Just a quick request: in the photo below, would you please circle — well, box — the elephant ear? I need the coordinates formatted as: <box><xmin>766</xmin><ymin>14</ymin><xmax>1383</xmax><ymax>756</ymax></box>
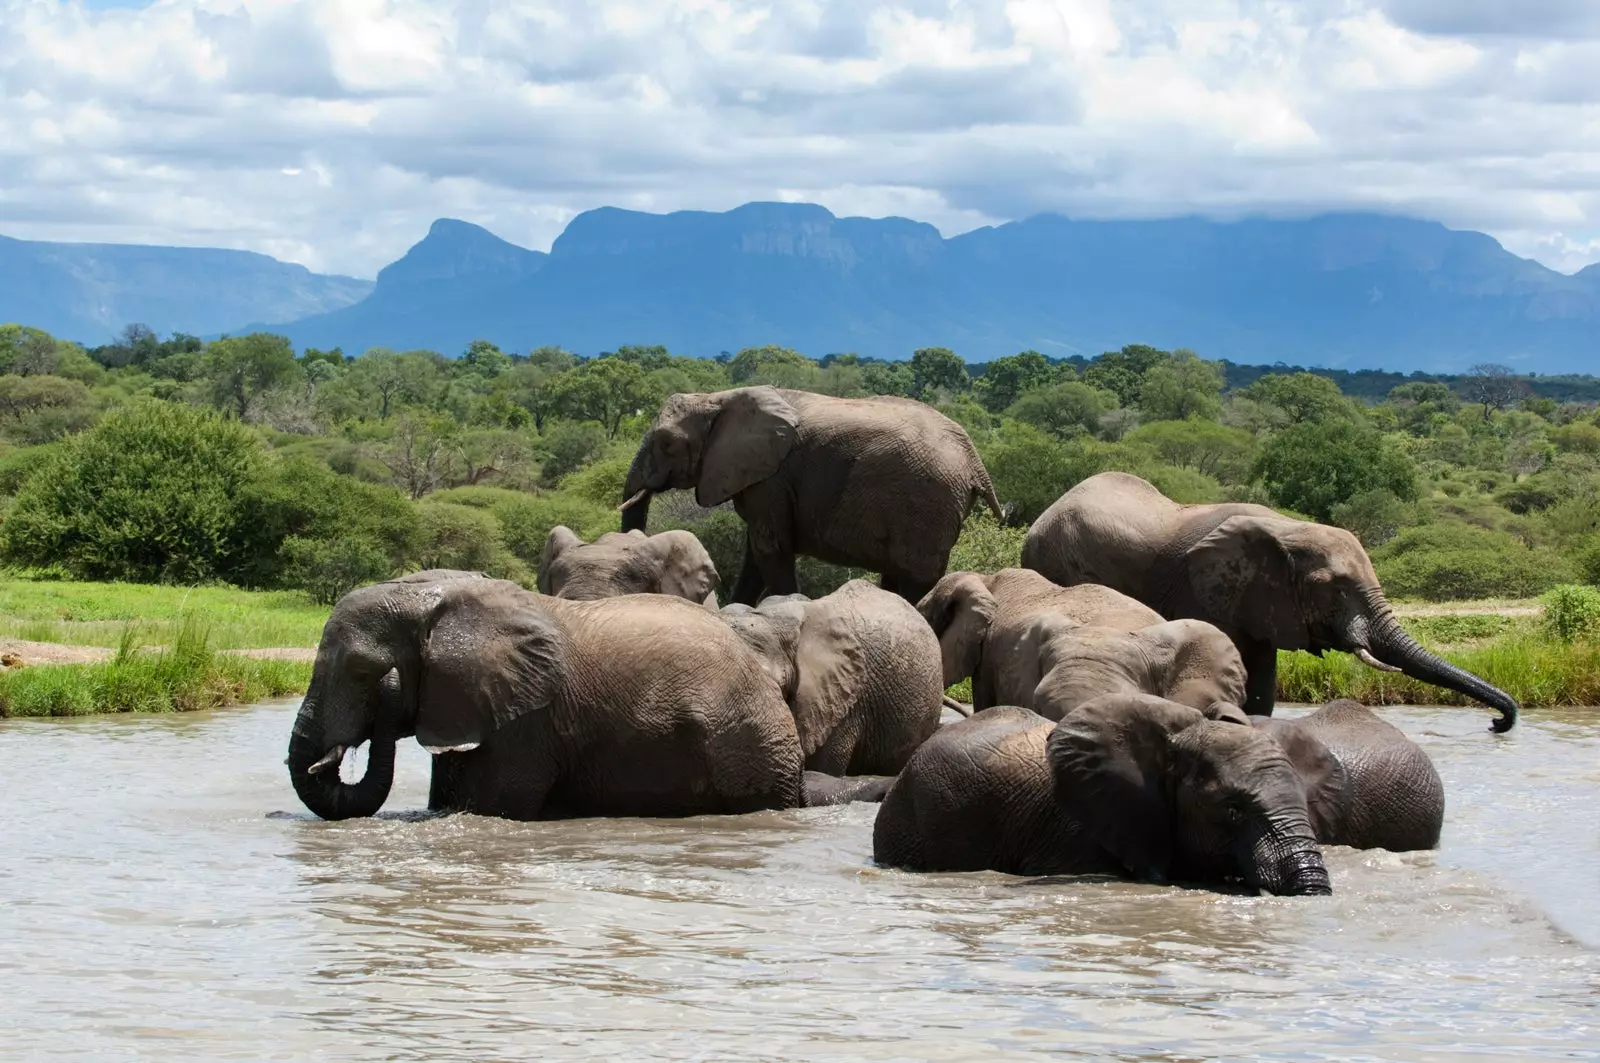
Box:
<box><xmin>536</xmin><ymin>525</ymin><xmax>583</xmax><ymax>594</ymax></box>
<box><xmin>1047</xmin><ymin>693</ymin><xmax>1205</xmax><ymax>882</ymax></box>
<box><xmin>789</xmin><ymin>603</ymin><xmax>868</xmax><ymax>759</ymax></box>
<box><xmin>1185</xmin><ymin>515</ymin><xmax>1309</xmax><ymax>650</ymax></box>
<box><xmin>1252</xmin><ymin>717</ymin><xmax>1350</xmax><ymax>842</ymax></box>
<box><xmin>697</xmin><ymin>387</ymin><xmax>800</xmax><ymax>508</ymax></box>
<box><xmin>414</xmin><ymin>586</ymin><xmax>566</xmax><ymax>752</ymax></box>
<box><xmin>917</xmin><ymin>572</ymin><xmax>996</xmax><ymax>687</ymax></box>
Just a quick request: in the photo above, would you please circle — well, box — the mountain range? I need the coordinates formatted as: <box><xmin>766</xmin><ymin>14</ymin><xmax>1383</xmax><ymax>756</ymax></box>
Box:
<box><xmin>8</xmin><ymin>204</ymin><xmax>1600</xmax><ymax>373</ymax></box>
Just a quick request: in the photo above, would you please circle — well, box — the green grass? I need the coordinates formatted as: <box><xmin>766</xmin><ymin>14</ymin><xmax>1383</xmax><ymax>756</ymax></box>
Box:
<box><xmin>0</xmin><ymin>618</ymin><xmax>312</xmax><ymax>718</ymax></box>
<box><xmin>0</xmin><ymin>575</ymin><xmax>329</xmax><ymax>650</ymax></box>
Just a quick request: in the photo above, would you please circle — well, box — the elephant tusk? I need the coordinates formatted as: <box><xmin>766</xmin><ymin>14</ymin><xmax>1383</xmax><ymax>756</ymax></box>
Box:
<box><xmin>618</xmin><ymin>489</ymin><xmax>649</xmax><ymax>512</ymax></box>
<box><xmin>1355</xmin><ymin>648</ymin><xmax>1404</xmax><ymax>673</ymax></box>
<box><xmin>423</xmin><ymin>742</ymin><xmax>481</xmax><ymax>755</ymax></box>
<box><xmin>306</xmin><ymin>746</ymin><xmax>347</xmax><ymax>775</ymax></box>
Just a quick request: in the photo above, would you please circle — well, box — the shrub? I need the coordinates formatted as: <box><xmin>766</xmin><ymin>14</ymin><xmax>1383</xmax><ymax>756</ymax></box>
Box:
<box><xmin>562</xmin><ymin>455</ymin><xmax>632</xmax><ymax>506</ymax></box>
<box><xmin>982</xmin><ymin>424</ymin><xmax>1105</xmax><ymax>525</ymax></box>
<box><xmin>0</xmin><ymin>402</ymin><xmax>265</xmax><ymax>582</ymax></box>
<box><xmin>948</xmin><ymin>511</ymin><xmax>1027</xmax><ymax>573</ymax></box>
<box><xmin>278</xmin><ymin>535</ymin><xmax>394</xmax><ymax>605</ymax></box>
<box><xmin>1253</xmin><ymin>419</ymin><xmax>1418</xmax><ymax>522</ymax></box>
<box><xmin>1373</xmin><ymin>522</ymin><xmax>1576</xmax><ymax>601</ymax></box>
<box><xmin>1331</xmin><ymin>489</ymin><xmax>1416</xmax><ymax>548</ymax></box>
<box><xmin>486</xmin><ymin>493</ymin><xmax>616</xmax><ymax>568</ymax></box>
<box><xmin>537</xmin><ymin>421</ymin><xmax>608</xmax><ymax>485</ymax></box>
<box><xmin>411</xmin><ymin>500</ymin><xmax>528</xmax><ymax>581</ymax></box>
<box><xmin>1121</xmin><ymin>419</ymin><xmax>1257</xmax><ymax>483</ymax></box>
<box><xmin>1541</xmin><ymin>584</ymin><xmax>1600</xmax><ymax>644</ymax></box>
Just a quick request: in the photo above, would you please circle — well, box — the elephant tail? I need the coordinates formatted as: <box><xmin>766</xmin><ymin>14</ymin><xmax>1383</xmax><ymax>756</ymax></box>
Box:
<box><xmin>972</xmin><ymin>473</ymin><xmax>1004</xmax><ymax>525</ymax></box>
<box><xmin>942</xmin><ymin>695</ymin><xmax>973</xmax><ymax>718</ymax></box>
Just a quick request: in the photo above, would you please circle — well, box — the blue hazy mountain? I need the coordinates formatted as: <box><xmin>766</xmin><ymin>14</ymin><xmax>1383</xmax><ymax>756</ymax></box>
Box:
<box><xmin>10</xmin><ymin>203</ymin><xmax>1598</xmax><ymax>371</ymax></box>
<box><xmin>0</xmin><ymin>234</ymin><xmax>372</xmax><ymax>343</ymax></box>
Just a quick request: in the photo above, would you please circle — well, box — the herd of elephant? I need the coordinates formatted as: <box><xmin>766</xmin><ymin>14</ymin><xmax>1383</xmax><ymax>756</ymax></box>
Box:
<box><xmin>288</xmin><ymin>387</ymin><xmax>1519</xmax><ymax>898</ymax></box>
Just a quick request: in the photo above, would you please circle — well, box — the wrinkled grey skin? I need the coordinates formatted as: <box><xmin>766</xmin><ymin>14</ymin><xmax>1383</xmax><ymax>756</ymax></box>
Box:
<box><xmin>286</xmin><ymin>575</ymin><xmax>882</xmax><ymax>821</ymax></box>
<box><xmin>538</xmin><ymin>526</ymin><xmax>719</xmax><ymax>608</ymax></box>
<box><xmin>621</xmin><ymin>387</ymin><xmax>1001</xmax><ymax>605</ymax></box>
<box><xmin>874</xmin><ymin>696</ymin><xmax>1443</xmax><ymax>891</ymax></box>
<box><xmin>872</xmin><ymin>695</ymin><xmax>1335</xmax><ymax>896</ymax></box>
<box><xmin>918</xmin><ymin>569</ymin><xmax>1247</xmax><ymax>721</ymax></box>
<box><xmin>1022</xmin><ymin>472</ymin><xmax>1517</xmax><ymax>732</ymax></box>
<box><xmin>719</xmin><ymin>580</ymin><xmax>945</xmax><ymax>776</ymax></box>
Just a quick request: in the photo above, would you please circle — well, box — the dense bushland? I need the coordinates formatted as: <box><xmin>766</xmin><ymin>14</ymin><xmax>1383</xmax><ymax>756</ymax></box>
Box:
<box><xmin>0</xmin><ymin>324</ymin><xmax>1597</xmax><ymax>606</ymax></box>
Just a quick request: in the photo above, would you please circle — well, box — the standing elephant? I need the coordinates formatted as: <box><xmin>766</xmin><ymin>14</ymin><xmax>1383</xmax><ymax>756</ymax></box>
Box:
<box><xmin>719</xmin><ymin>580</ymin><xmax>944</xmax><ymax>776</ymax></box>
<box><xmin>918</xmin><ymin>568</ymin><xmax>1247</xmax><ymax>720</ymax></box>
<box><xmin>1022</xmin><ymin>472</ymin><xmax>1518</xmax><ymax>732</ymax></box>
<box><xmin>620</xmin><ymin>387</ymin><xmax>1001</xmax><ymax>605</ymax></box>
<box><xmin>287</xmin><ymin>575</ymin><xmax>882</xmax><ymax>822</ymax></box>
<box><xmin>538</xmin><ymin>526</ymin><xmax>719</xmax><ymax>606</ymax></box>
<box><xmin>873</xmin><ymin>695</ymin><xmax>1442</xmax><ymax>890</ymax></box>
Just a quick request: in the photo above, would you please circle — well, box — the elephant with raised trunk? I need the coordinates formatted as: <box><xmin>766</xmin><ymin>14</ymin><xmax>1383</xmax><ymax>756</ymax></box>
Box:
<box><xmin>873</xmin><ymin>696</ymin><xmax>1442</xmax><ymax>893</ymax></box>
<box><xmin>286</xmin><ymin>575</ymin><xmax>881</xmax><ymax>822</ymax></box>
<box><xmin>918</xmin><ymin>568</ymin><xmax>1247</xmax><ymax>720</ymax></box>
<box><xmin>1022</xmin><ymin>472</ymin><xmax>1518</xmax><ymax>732</ymax></box>
<box><xmin>538</xmin><ymin>526</ymin><xmax>719</xmax><ymax>606</ymax></box>
<box><xmin>719</xmin><ymin>580</ymin><xmax>945</xmax><ymax>776</ymax></box>
<box><xmin>620</xmin><ymin>387</ymin><xmax>1002</xmax><ymax>605</ymax></box>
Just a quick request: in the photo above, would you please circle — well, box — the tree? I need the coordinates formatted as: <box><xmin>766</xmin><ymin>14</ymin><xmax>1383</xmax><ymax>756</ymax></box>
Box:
<box><xmin>380</xmin><ymin>415</ymin><xmax>456</xmax><ymax>499</ymax></box>
<box><xmin>727</xmin><ymin>345</ymin><xmax>812</xmax><ymax>385</ymax></box>
<box><xmin>1252</xmin><ymin>420</ymin><xmax>1419</xmax><ymax>522</ymax></box>
<box><xmin>610</xmin><ymin>344</ymin><xmax>672</xmax><ymax>370</ymax></box>
<box><xmin>1122</xmin><ymin>418</ymin><xmax>1258</xmax><ymax>483</ymax></box>
<box><xmin>536</xmin><ymin>420</ymin><xmax>610</xmax><ymax>486</ymax></box>
<box><xmin>910</xmin><ymin>347</ymin><xmax>969</xmax><ymax>399</ymax></box>
<box><xmin>1006</xmin><ymin>382</ymin><xmax>1116</xmax><ymax>439</ymax></box>
<box><xmin>1242</xmin><ymin>372</ymin><xmax>1357</xmax><ymax>424</ymax></box>
<box><xmin>1083</xmin><ymin>344</ymin><xmax>1170</xmax><ymax>406</ymax></box>
<box><xmin>460</xmin><ymin>339</ymin><xmax>512</xmax><ymax>376</ymax></box>
<box><xmin>0</xmin><ymin>324</ymin><xmax>62</xmax><ymax>376</ymax></box>
<box><xmin>860</xmin><ymin>360</ymin><xmax>914</xmax><ymax>397</ymax></box>
<box><xmin>1463</xmin><ymin>364</ymin><xmax>1528</xmax><ymax>415</ymax></box>
<box><xmin>346</xmin><ymin>348</ymin><xmax>442</xmax><ymax>419</ymax></box>
<box><xmin>202</xmin><ymin>333</ymin><xmax>298</xmax><ymax>419</ymax></box>
<box><xmin>1136</xmin><ymin>350</ymin><xmax>1224</xmax><ymax>422</ymax></box>
<box><xmin>548</xmin><ymin>357</ymin><xmax>663</xmax><ymax>438</ymax></box>
<box><xmin>982</xmin><ymin>424</ymin><xmax>1107</xmax><ymax>525</ymax></box>
<box><xmin>973</xmin><ymin>350</ymin><xmax>1057</xmax><ymax>413</ymax></box>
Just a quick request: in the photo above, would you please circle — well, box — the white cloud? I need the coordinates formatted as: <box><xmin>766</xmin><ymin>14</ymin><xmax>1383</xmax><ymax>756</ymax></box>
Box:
<box><xmin>2</xmin><ymin>0</ymin><xmax>1597</xmax><ymax>276</ymax></box>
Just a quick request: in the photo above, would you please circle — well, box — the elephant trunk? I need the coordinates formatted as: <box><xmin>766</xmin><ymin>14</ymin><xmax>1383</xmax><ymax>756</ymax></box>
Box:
<box><xmin>287</xmin><ymin>699</ymin><xmax>396</xmax><ymax>821</ymax></box>
<box><xmin>1247</xmin><ymin>817</ymin><xmax>1332</xmax><ymax>896</ymax></box>
<box><xmin>1355</xmin><ymin>594</ymin><xmax>1518</xmax><ymax>734</ymax></box>
<box><xmin>620</xmin><ymin>445</ymin><xmax>654</xmax><ymax>533</ymax></box>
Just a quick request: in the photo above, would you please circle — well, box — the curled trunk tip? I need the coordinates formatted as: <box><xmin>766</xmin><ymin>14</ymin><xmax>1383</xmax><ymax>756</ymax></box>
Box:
<box><xmin>1366</xmin><ymin>610</ymin><xmax>1518</xmax><ymax>733</ymax></box>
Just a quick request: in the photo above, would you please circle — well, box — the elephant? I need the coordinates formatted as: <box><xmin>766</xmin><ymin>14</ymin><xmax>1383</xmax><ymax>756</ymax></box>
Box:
<box><xmin>873</xmin><ymin>695</ymin><xmax>1442</xmax><ymax>893</ymax></box>
<box><xmin>286</xmin><ymin>574</ymin><xmax>885</xmax><ymax>822</ymax></box>
<box><xmin>918</xmin><ymin>568</ymin><xmax>1247</xmax><ymax>720</ymax></box>
<box><xmin>538</xmin><ymin>526</ymin><xmax>719</xmax><ymax>606</ymax></box>
<box><xmin>1022</xmin><ymin>472</ymin><xmax>1518</xmax><ymax>732</ymax></box>
<box><xmin>620</xmin><ymin>386</ymin><xmax>1002</xmax><ymax>605</ymax></box>
<box><xmin>718</xmin><ymin>580</ymin><xmax>945</xmax><ymax>776</ymax></box>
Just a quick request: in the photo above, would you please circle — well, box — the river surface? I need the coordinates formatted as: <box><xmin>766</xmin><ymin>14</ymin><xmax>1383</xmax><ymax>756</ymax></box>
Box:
<box><xmin>0</xmin><ymin>702</ymin><xmax>1595</xmax><ymax>1061</ymax></box>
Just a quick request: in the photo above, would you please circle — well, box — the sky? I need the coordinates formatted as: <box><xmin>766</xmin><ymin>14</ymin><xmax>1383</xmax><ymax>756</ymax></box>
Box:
<box><xmin>3</xmin><ymin>0</ymin><xmax>1599</xmax><ymax>278</ymax></box>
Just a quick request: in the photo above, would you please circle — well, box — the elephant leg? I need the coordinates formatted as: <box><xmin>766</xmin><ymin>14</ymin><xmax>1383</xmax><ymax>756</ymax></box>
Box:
<box><xmin>750</xmin><ymin>543</ymin><xmax>799</xmax><ymax>598</ymax></box>
<box><xmin>1240</xmin><ymin>639</ymin><xmax>1278</xmax><ymax>717</ymax></box>
<box><xmin>729</xmin><ymin>533</ymin><xmax>767</xmax><ymax>606</ymax></box>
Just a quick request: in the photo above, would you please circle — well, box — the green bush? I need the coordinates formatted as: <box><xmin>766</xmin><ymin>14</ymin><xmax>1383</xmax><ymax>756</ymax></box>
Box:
<box><xmin>948</xmin><ymin>510</ymin><xmax>1027</xmax><ymax>573</ymax></box>
<box><xmin>982</xmin><ymin>424</ymin><xmax>1105</xmax><ymax>525</ymax></box>
<box><xmin>536</xmin><ymin>421</ymin><xmax>608</xmax><ymax>485</ymax></box>
<box><xmin>278</xmin><ymin>535</ymin><xmax>394</xmax><ymax>605</ymax></box>
<box><xmin>562</xmin><ymin>455</ymin><xmax>632</xmax><ymax>506</ymax></box>
<box><xmin>0</xmin><ymin>402</ymin><xmax>265</xmax><ymax>582</ymax></box>
<box><xmin>1541</xmin><ymin>584</ymin><xmax>1600</xmax><ymax>644</ymax></box>
<box><xmin>1373</xmin><ymin>522</ymin><xmax>1576</xmax><ymax>601</ymax></box>
<box><xmin>1331</xmin><ymin>488</ymin><xmax>1416</xmax><ymax>548</ymax></box>
<box><xmin>412</xmin><ymin>500</ymin><xmax>528</xmax><ymax>581</ymax></box>
<box><xmin>1253</xmin><ymin>419</ymin><xmax>1418</xmax><ymax>522</ymax></box>
<box><xmin>485</xmin><ymin>492</ymin><xmax>616</xmax><ymax>568</ymax></box>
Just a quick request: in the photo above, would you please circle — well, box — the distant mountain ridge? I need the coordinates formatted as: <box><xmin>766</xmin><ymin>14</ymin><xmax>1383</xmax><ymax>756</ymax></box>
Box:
<box><xmin>8</xmin><ymin>203</ymin><xmax>1599</xmax><ymax>372</ymax></box>
<box><xmin>0</xmin><ymin>234</ymin><xmax>372</xmax><ymax>343</ymax></box>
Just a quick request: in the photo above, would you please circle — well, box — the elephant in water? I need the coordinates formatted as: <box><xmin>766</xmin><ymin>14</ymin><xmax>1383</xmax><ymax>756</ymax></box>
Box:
<box><xmin>1022</xmin><ymin>471</ymin><xmax>1517</xmax><ymax>732</ymax></box>
<box><xmin>286</xmin><ymin>575</ymin><xmax>884</xmax><ymax>821</ymax></box>
<box><xmin>538</xmin><ymin>525</ymin><xmax>719</xmax><ymax>606</ymax></box>
<box><xmin>719</xmin><ymin>580</ymin><xmax>945</xmax><ymax>776</ymax></box>
<box><xmin>873</xmin><ymin>695</ymin><xmax>1443</xmax><ymax>894</ymax></box>
<box><xmin>620</xmin><ymin>386</ymin><xmax>1001</xmax><ymax>605</ymax></box>
<box><xmin>918</xmin><ymin>568</ymin><xmax>1247</xmax><ymax>720</ymax></box>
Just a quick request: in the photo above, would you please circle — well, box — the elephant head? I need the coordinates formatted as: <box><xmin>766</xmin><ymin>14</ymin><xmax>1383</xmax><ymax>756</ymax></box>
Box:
<box><xmin>538</xmin><ymin>526</ymin><xmax>720</xmax><ymax>606</ymax></box>
<box><xmin>1186</xmin><ymin>514</ymin><xmax>1517</xmax><ymax>732</ymax></box>
<box><xmin>286</xmin><ymin>576</ymin><xmax>565</xmax><ymax>820</ymax></box>
<box><xmin>917</xmin><ymin>572</ymin><xmax>997</xmax><ymax>687</ymax></box>
<box><xmin>1048</xmin><ymin>693</ymin><xmax>1332</xmax><ymax>896</ymax></box>
<box><xmin>620</xmin><ymin>387</ymin><xmax>800</xmax><ymax>531</ymax></box>
<box><xmin>1038</xmin><ymin>618</ymin><xmax>1248</xmax><ymax>720</ymax></box>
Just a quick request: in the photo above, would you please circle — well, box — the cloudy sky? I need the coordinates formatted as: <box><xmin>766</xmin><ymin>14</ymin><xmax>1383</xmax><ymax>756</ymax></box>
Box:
<box><xmin>3</xmin><ymin>0</ymin><xmax>1598</xmax><ymax>277</ymax></box>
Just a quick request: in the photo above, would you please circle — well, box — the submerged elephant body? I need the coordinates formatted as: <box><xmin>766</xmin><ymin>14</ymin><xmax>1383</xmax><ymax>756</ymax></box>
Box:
<box><xmin>918</xmin><ymin>568</ymin><xmax>1247</xmax><ymax>719</ymax></box>
<box><xmin>720</xmin><ymin>580</ymin><xmax>945</xmax><ymax>776</ymax></box>
<box><xmin>538</xmin><ymin>526</ymin><xmax>720</xmax><ymax>606</ymax></box>
<box><xmin>1022</xmin><ymin>472</ymin><xmax>1517</xmax><ymax>732</ymax></box>
<box><xmin>874</xmin><ymin>698</ymin><xmax>1440</xmax><ymax>894</ymax></box>
<box><xmin>288</xmin><ymin>576</ymin><xmax>808</xmax><ymax>821</ymax></box>
<box><xmin>621</xmin><ymin>387</ymin><xmax>1001</xmax><ymax>604</ymax></box>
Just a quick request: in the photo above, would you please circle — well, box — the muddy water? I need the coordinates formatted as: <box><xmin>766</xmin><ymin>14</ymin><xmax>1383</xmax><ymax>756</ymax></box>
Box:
<box><xmin>0</xmin><ymin>704</ymin><xmax>1594</xmax><ymax>1061</ymax></box>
